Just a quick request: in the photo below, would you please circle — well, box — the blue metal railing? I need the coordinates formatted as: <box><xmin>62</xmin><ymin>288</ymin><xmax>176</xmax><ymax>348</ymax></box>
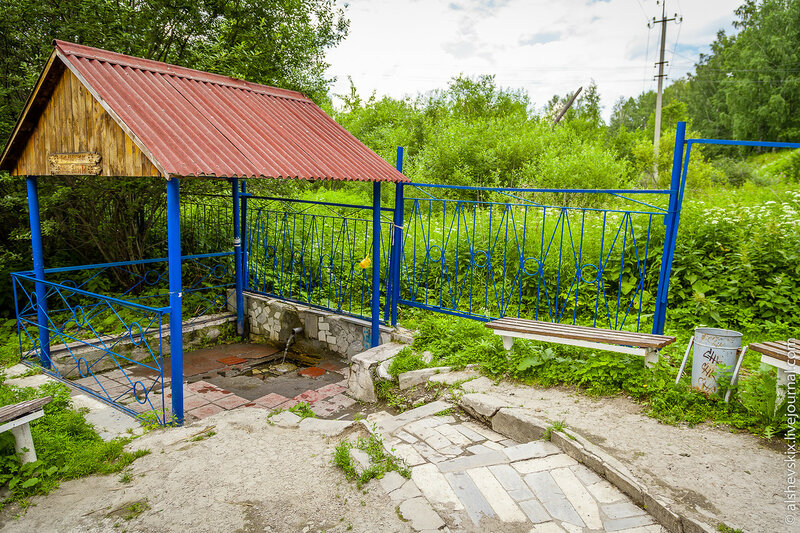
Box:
<box><xmin>12</xmin><ymin>273</ymin><xmax>170</xmax><ymax>423</ymax></box>
<box><xmin>243</xmin><ymin>196</ymin><xmax>394</xmax><ymax>321</ymax></box>
<box><xmin>16</xmin><ymin>253</ymin><xmax>235</xmax><ymax>322</ymax></box>
<box><xmin>396</xmin><ymin>185</ymin><xmax>668</xmax><ymax>332</ymax></box>
<box><xmin>11</xmin><ymin>253</ymin><xmax>234</xmax><ymax>425</ymax></box>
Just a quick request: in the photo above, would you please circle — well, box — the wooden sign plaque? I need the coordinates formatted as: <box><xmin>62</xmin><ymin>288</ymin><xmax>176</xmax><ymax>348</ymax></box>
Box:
<box><xmin>48</xmin><ymin>152</ymin><xmax>102</xmax><ymax>175</ymax></box>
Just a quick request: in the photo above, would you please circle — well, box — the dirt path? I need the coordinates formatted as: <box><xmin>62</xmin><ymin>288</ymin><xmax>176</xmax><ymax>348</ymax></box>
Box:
<box><xmin>460</xmin><ymin>377</ymin><xmax>791</xmax><ymax>533</ymax></box>
<box><xmin>0</xmin><ymin>409</ymin><xmax>412</xmax><ymax>533</ymax></box>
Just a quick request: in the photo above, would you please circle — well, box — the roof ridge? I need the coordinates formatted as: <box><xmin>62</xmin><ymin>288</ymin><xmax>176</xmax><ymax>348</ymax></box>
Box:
<box><xmin>53</xmin><ymin>40</ymin><xmax>312</xmax><ymax>103</ymax></box>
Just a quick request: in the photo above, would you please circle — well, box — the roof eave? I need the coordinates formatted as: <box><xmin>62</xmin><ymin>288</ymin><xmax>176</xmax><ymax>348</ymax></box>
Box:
<box><xmin>0</xmin><ymin>50</ymin><xmax>61</xmax><ymax>172</ymax></box>
<box><xmin>55</xmin><ymin>50</ymin><xmax>170</xmax><ymax>179</ymax></box>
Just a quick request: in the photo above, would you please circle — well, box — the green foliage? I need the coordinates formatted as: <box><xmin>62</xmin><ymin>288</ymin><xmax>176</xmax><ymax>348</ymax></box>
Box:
<box><xmin>755</xmin><ymin>149</ymin><xmax>800</xmax><ymax>184</ymax></box>
<box><xmin>542</xmin><ymin>420</ymin><xmax>568</xmax><ymax>441</ymax></box>
<box><xmin>0</xmin><ymin>381</ymin><xmax>150</xmax><ymax>503</ymax></box>
<box><xmin>400</xmin><ymin>311</ymin><xmax>796</xmax><ymax>437</ymax></box>
<box><xmin>288</xmin><ymin>401</ymin><xmax>317</xmax><ymax>420</ymax></box>
<box><xmin>666</xmin><ymin>186</ymin><xmax>800</xmax><ymax>336</ymax></box>
<box><xmin>685</xmin><ymin>0</ymin><xmax>800</xmax><ymax>143</ymax></box>
<box><xmin>119</xmin><ymin>499</ymin><xmax>150</xmax><ymax>521</ymax></box>
<box><xmin>0</xmin><ymin>0</ymin><xmax>349</xmax><ymax>143</ymax></box>
<box><xmin>0</xmin><ymin>319</ymin><xmax>21</xmax><ymax>368</ymax></box>
<box><xmin>375</xmin><ymin>381</ymin><xmax>409</xmax><ymax>413</ymax></box>
<box><xmin>387</xmin><ymin>347</ymin><xmax>427</xmax><ymax>378</ymax></box>
<box><xmin>335</xmin><ymin>75</ymin><xmax>633</xmax><ymax>193</ymax></box>
<box><xmin>332</xmin><ymin>433</ymin><xmax>410</xmax><ymax>488</ymax></box>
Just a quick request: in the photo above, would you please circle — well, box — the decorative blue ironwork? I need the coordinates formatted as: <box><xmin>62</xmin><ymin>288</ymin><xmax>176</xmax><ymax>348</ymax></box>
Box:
<box><xmin>397</xmin><ymin>186</ymin><xmax>668</xmax><ymax>332</ymax></box>
<box><xmin>12</xmin><ymin>272</ymin><xmax>171</xmax><ymax>424</ymax></box>
<box><xmin>19</xmin><ymin>253</ymin><xmax>234</xmax><ymax>322</ymax></box>
<box><xmin>11</xmin><ymin>253</ymin><xmax>233</xmax><ymax>425</ymax></box>
<box><xmin>244</xmin><ymin>196</ymin><xmax>394</xmax><ymax>321</ymax></box>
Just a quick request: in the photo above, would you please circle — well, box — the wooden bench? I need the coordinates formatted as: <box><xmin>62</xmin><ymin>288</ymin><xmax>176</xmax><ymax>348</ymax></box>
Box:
<box><xmin>0</xmin><ymin>397</ymin><xmax>52</xmax><ymax>464</ymax></box>
<box><xmin>485</xmin><ymin>318</ymin><xmax>677</xmax><ymax>368</ymax></box>
<box><xmin>747</xmin><ymin>339</ymin><xmax>798</xmax><ymax>407</ymax></box>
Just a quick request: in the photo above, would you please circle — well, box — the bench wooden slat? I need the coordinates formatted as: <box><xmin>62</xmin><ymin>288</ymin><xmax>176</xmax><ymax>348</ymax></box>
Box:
<box><xmin>486</xmin><ymin>318</ymin><xmax>676</xmax><ymax>349</ymax></box>
<box><xmin>488</xmin><ymin>317</ymin><xmax>675</xmax><ymax>341</ymax></box>
<box><xmin>0</xmin><ymin>397</ymin><xmax>52</xmax><ymax>425</ymax></box>
<box><xmin>487</xmin><ymin>318</ymin><xmax>667</xmax><ymax>345</ymax></box>
<box><xmin>491</xmin><ymin>318</ymin><xmax>672</xmax><ymax>345</ymax></box>
<box><xmin>749</xmin><ymin>339</ymin><xmax>798</xmax><ymax>363</ymax></box>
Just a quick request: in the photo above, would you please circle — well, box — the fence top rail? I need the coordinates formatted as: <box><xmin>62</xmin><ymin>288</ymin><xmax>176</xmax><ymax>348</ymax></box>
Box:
<box><xmin>14</xmin><ymin>252</ymin><xmax>234</xmax><ymax>276</ymax></box>
<box><xmin>244</xmin><ymin>193</ymin><xmax>394</xmax><ymax>213</ymax></box>
<box><xmin>409</xmin><ymin>183</ymin><xmax>673</xmax><ymax>195</ymax></box>
<box><xmin>403</xmin><ymin>196</ymin><xmax>667</xmax><ymax>216</ymax></box>
<box><xmin>12</xmin><ymin>272</ymin><xmax>169</xmax><ymax>314</ymax></box>
<box><xmin>687</xmin><ymin>138</ymin><xmax>800</xmax><ymax>149</ymax></box>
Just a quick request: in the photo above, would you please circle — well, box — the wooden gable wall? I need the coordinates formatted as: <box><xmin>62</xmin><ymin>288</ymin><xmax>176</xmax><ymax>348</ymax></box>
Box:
<box><xmin>11</xmin><ymin>68</ymin><xmax>159</xmax><ymax>177</ymax></box>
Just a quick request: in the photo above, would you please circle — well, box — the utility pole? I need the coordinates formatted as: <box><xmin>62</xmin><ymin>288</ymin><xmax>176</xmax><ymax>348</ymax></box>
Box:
<box><xmin>553</xmin><ymin>86</ymin><xmax>582</xmax><ymax>125</ymax></box>
<box><xmin>651</xmin><ymin>1</ymin><xmax>681</xmax><ymax>183</ymax></box>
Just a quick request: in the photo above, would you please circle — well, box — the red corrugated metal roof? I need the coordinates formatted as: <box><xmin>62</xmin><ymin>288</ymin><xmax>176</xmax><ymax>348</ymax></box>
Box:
<box><xmin>50</xmin><ymin>40</ymin><xmax>408</xmax><ymax>182</ymax></box>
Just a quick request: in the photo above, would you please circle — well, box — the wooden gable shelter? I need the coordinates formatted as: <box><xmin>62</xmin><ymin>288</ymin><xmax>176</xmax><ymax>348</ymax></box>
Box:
<box><xmin>0</xmin><ymin>40</ymin><xmax>409</xmax><ymax>182</ymax></box>
<box><xmin>1</xmin><ymin>41</ymin><xmax>409</xmax><ymax>425</ymax></box>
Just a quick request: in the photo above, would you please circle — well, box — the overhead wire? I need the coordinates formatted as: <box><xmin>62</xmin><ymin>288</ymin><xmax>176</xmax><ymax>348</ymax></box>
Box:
<box><xmin>666</xmin><ymin>12</ymin><xmax>683</xmax><ymax>81</ymax></box>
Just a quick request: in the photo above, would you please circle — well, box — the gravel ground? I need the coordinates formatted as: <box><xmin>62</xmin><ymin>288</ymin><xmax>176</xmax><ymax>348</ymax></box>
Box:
<box><xmin>0</xmin><ymin>408</ymin><xmax>413</xmax><ymax>533</ymax></box>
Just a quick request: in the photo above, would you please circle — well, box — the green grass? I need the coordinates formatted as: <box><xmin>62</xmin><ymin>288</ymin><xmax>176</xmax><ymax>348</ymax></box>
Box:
<box><xmin>0</xmin><ymin>380</ymin><xmax>150</xmax><ymax>506</ymax></box>
<box><xmin>333</xmin><ymin>433</ymin><xmax>411</xmax><ymax>488</ymax></box>
<box><xmin>267</xmin><ymin>401</ymin><xmax>318</xmax><ymax>421</ymax></box>
<box><xmin>395</xmin><ymin>310</ymin><xmax>796</xmax><ymax>438</ymax></box>
<box><xmin>288</xmin><ymin>401</ymin><xmax>317</xmax><ymax>419</ymax></box>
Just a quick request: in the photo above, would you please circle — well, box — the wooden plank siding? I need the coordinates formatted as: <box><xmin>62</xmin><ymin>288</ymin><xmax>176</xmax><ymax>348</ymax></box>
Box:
<box><xmin>10</xmin><ymin>68</ymin><xmax>159</xmax><ymax>178</ymax></box>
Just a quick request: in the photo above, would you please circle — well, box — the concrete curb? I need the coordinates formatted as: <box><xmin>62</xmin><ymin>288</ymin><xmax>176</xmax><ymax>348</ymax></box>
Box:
<box><xmin>458</xmin><ymin>395</ymin><xmax>720</xmax><ymax>533</ymax></box>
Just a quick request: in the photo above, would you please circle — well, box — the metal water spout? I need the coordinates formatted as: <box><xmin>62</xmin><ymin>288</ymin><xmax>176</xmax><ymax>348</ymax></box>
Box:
<box><xmin>281</xmin><ymin>326</ymin><xmax>304</xmax><ymax>364</ymax></box>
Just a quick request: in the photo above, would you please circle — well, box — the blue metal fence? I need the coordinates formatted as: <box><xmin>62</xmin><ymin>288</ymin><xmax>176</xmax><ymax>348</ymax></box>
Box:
<box><xmin>243</xmin><ymin>195</ymin><xmax>394</xmax><ymax>321</ymax></box>
<box><xmin>19</xmin><ymin>122</ymin><xmax>747</xmax><ymax>425</ymax></box>
<box><xmin>396</xmin><ymin>185</ymin><xmax>670</xmax><ymax>332</ymax></box>
<box><xmin>11</xmin><ymin>253</ymin><xmax>234</xmax><ymax>425</ymax></box>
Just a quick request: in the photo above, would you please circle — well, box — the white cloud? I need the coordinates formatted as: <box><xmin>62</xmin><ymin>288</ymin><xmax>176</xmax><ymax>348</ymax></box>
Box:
<box><xmin>325</xmin><ymin>0</ymin><xmax>741</xmax><ymax>119</ymax></box>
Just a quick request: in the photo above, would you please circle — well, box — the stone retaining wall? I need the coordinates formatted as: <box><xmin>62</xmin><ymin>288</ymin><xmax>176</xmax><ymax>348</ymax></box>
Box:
<box><xmin>228</xmin><ymin>290</ymin><xmax>412</xmax><ymax>360</ymax></box>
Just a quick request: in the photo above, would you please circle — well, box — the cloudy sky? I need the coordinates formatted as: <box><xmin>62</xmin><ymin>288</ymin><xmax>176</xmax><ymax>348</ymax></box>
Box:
<box><xmin>325</xmin><ymin>0</ymin><xmax>743</xmax><ymax>119</ymax></box>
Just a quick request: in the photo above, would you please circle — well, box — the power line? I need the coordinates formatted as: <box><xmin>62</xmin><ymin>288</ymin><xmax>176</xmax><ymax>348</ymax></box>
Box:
<box><xmin>651</xmin><ymin>0</ymin><xmax>682</xmax><ymax>182</ymax></box>
<box><xmin>634</xmin><ymin>0</ymin><xmax>651</xmax><ymax>23</ymax></box>
<box><xmin>643</xmin><ymin>19</ymin><xmax>653</xmax><ymax>93</ymax></box>
<box><xmin>666</xmin><ymin>14</ymin><xmax>683</xmax><ymax>80</ymax></box>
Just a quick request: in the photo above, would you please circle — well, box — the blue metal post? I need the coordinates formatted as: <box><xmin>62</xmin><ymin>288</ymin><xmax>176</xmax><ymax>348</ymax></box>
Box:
<box><xmin>652</xmin><ymin>121</ymin><xmax>686</xmax><ymax>335</ymax></box>
<box><xmin>25</xmin><ymin>177</ymin><xmax>50</xmax><ymax>368</ymax></box>
<box><xmin>232</xmin><ymin>178</ymin><xmax>244</xmax><ymax>335</ymax></box>
<box><xmin>391</xmin><ymin>147</ymin><xmax>405</xmax><ymax>326</ymax></box>
<box><xmin>384</xmin><ymin>147</ymin><xmax>404</xmax><ymax>324</ymax></box>
<box><xmin>241</xmin><ymin>180</ymin><xmax>248</xmax><ymax>291</ymax></box>
<box><xmin>166</xmin><ymin>177</ymin><xmax>184</xmax><ymax>424</ymax></box>
<box><xmin>371</xmin><ymin>181</ymin><xmax>381</xmax><ymax>347</ymax></box>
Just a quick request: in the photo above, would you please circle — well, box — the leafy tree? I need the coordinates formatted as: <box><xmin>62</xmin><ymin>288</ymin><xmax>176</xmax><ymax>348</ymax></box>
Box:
<box><xmin>609</xmin><ymin>92</ymin><xmax>656</xmax><ymax>134</ymax></box>
<box><xmin>336</xmin><ymin>76</ymin><xmax>632</xmax><ymax>196</ymax></box>
<box><xmin>0</xmin><ymin>0</ymin><xmax>349</xmax><ymax>143</ymax></box>
<box><xmin>0</xmin><ymin>0</ymin><xmax>349</xmax><ymax>316</ymax></box>
<box><xmin>685</xmin><ymin>0</ymin><xmax>800</xmax><ymax>142</ymax></box>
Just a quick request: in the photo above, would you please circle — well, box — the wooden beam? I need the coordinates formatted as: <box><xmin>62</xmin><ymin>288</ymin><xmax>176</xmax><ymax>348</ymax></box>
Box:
<box><xmin>56</xmin><ymin>51</ymin><xmax>169</xmax><ymax>178</ymax></box>
<box><xmin>0</xmin><ymin>51</ymin><xmax>63</xmax><ymax>171</ymax></box>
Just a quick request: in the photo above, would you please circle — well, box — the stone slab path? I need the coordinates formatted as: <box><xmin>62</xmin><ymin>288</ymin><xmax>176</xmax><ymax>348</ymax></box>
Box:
<box><xmin>368</xmin><ymin>401</ymin><xmax>664</xmax><ymax>533</ymax></box>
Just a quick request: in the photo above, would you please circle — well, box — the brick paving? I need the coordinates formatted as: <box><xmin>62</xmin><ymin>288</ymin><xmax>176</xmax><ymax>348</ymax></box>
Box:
<box><xmin>166</xmin><ymin>360</ymin><xmax>352</xmax><ymax>422</ymax></box>
<box><xmin>369</xmin><ymin>402</ymin><xmax>664</xmax><ymax>532</ymax></box>
<box><xmin>67</xmin><ymin>348</ymin><xmax>353</xmax><ymax>423</ymax></box>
